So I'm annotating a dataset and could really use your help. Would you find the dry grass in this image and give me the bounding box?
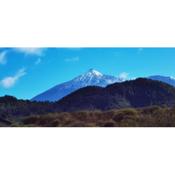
[19,106,175,127]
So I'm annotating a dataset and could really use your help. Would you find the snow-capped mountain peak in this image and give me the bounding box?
[73,69,118,87]
[73,69,104,82]
[32,69,119,102]
[85,68,103,77]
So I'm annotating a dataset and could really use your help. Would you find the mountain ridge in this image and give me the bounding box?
[57,78,175,111]
[148,75,175,87]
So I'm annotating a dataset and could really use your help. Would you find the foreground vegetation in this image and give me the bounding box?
[1,96,175,127]
[2,106,175,127]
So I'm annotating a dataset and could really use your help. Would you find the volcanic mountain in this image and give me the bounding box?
[32,69,120,102]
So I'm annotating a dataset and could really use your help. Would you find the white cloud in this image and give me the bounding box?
[0,68,26,88]
[118,72,129,81]
[14,48,45,56]
[0,51,7,64]
[170,76,175,80]
[35,58,42,65]
[65,56,79,62]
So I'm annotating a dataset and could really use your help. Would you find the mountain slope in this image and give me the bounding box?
[32,69,120,102]
[148,75,175,87]
[57,78,175,111]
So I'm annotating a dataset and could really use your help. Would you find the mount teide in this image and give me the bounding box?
[32,69,121,102]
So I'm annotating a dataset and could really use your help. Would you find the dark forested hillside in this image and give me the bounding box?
[57,78,175,111]
[107,78,175,107]
[0,95,56,119]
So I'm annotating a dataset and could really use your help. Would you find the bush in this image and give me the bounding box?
[112,108,138,122]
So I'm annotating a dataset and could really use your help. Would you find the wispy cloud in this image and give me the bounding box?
[14,48,45,56]
[118,72,129,81]
[0,51,7,64]
[35,58,42,65]
[65,56,80,62]
[0,68,26,88]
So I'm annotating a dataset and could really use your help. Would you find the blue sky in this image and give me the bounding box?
[0,48,175,99]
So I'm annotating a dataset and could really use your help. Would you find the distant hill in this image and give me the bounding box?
[148,75,175,87]
[57,78,175,111]
[32,69,120,102]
